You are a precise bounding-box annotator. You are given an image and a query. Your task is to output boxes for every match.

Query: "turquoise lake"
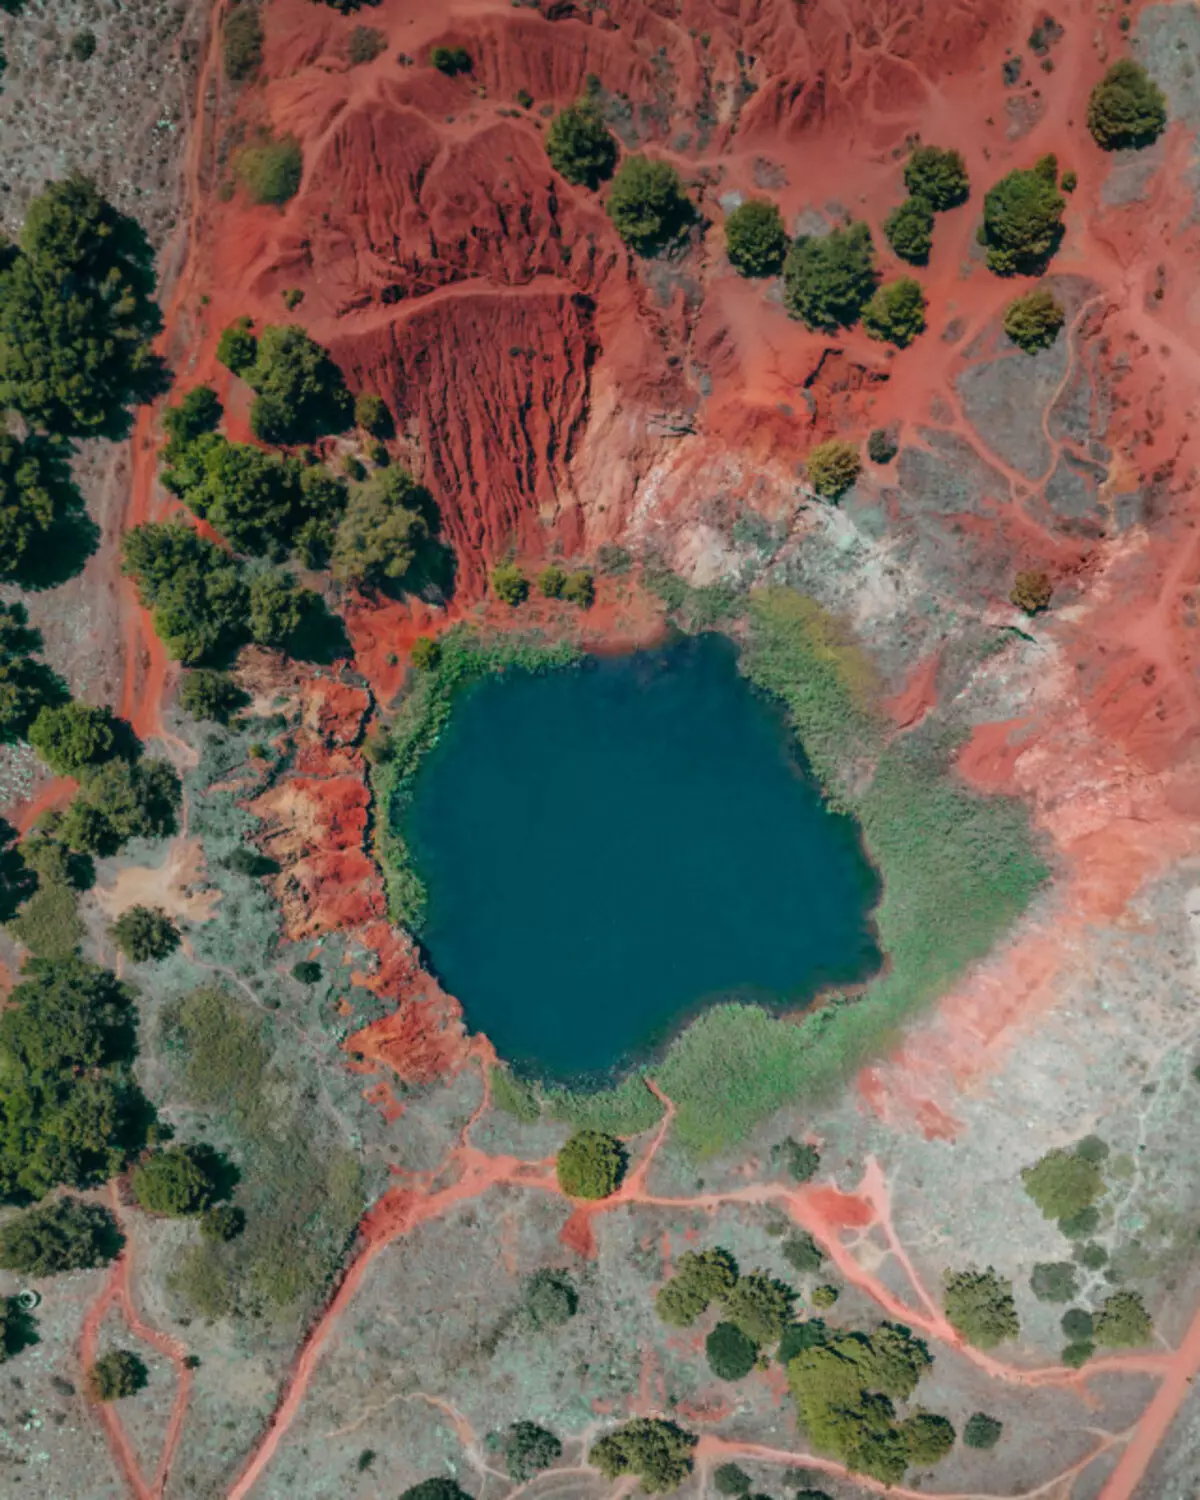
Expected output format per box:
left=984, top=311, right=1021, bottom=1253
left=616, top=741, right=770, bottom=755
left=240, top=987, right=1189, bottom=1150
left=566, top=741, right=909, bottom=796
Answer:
left=404, top=633, right=881, bottom=1082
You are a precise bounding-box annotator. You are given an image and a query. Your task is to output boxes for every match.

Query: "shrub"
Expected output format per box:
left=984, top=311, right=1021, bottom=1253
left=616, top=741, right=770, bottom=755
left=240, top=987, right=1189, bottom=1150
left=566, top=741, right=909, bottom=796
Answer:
left=590, top=1418, right=697, bottom=1491
left=1087, top=60, right=1167, bottom=150
left=962, top=1411, right=1002, bottom=1450
left=811, top=1284, right=839, bottom=1309
left=862, top=276, right=927, bottom=347
left=1021, top=1146, right=1105, bottom=1219
left=607, top=156, right=693, bottom=254
left=87, top=1350, right=146, bottom=1402
left=867, top=428, right=898, bottom=464
left=28, top=702, right=122, bottom=774
left=1094, top=1290, right=1153, bottom=1347
left=521, top=1268, right=577, bottom=1329
left=1075, top=1134, right=1110, bottom=1163
left=1075, top=1240, right=1108, bottom=1270
left=1004, top=287, right=1065, bottom=352
left=347, top=25, right=385, bottom=65
left=0, top=1197, right=123, bottom=1275
left=216, top=319, right=258, bottom=375
left=806, top=439, right=861, bottom=500
left=331, top=468, right=439, bottom=592
left=1062, top=169, right=1078, bottom=193
left=901, top=1410, right=955, bottom=1464
left=237, top=137, right=304, bottom=206
left=545, top=100, right=617, bottom=188
left=722, top=1271, right=795, bottom=1345
left=724, top=198, right=788, bottom=277
left=783, top=222, right=877, bottom=329
left=943, top=1268, right=1019, bottom=1348
left=1030, top=1261, right=1078, bottom=1303
left=883, top=196, right=934, bottom=263
left=200, top=1205, right=245, bottom=1243
left=224, top=5, right=263, bottom=81
left=70, top=29, right=97, bottom=61
left=110, top=906, right=179, bottom=963
left=713, top=1463, right=751, bottom=1494
left=655, top=1247, right=738, bottom=1326
left=539, top=564, right=567, bottom=597
left=492, top=563, right=529, bottom=606
left=774, top=1138, right=821, bottom=1182
left=246, top=324, right=352, bottom=445
left=706, top=1320, right=758, bottom=1380
left=504, top=1420, right=562, bottom=1481
left=1060, top=1206, right=1101, bottom=1239
left=6, top=879, right=84, bottom=960
left=0, top=174, right=164, bottom=437
left=131, top=1146, right=221, bottom=1217
left=1062, top=1340, right=1094, bottom=1367
left=430, top=45, right=471, bottom=75
left=1011, top=569, right=1053, bottom=615
left=410, top=636, right=441, bottom=670
left=979, top=156, right=1065, bottom=274
left=563, top=570, right=595, bottom=608
left=1061, top=1307, right=1094, bottom=1341
left=178, top=669, right=248, bottom=725
left=782, top=1231, right=824, bottom=1274
left=291, top=960, right=322, bottom=984
left=904, top=146, right=969, bottom=210
left=354, top=391, right=392, bottom=437
left=0, top=433, right=88, bottom=585
left=556, top=1129, right=625, bottom=1199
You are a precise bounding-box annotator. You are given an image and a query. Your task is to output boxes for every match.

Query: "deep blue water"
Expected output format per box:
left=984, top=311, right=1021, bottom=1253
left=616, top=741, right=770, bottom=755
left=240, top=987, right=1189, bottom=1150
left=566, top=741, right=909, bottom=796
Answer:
left=404, top=633, right=880, bottom=1082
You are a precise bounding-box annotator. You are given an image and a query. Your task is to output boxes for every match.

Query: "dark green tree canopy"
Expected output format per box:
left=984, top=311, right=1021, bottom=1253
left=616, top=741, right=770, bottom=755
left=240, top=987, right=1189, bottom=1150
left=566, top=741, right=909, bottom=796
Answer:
left=87, top=1349, right=147, bottom=1401
left=0, top=175, right=164, bottom=436
left=0, top=433, right=89, bottom=586
left=656, top=1246, right=739, bottom=1326
left=247, top=569, right=311, bottom=649
left=353, top=390, right=392, bottom=437
left=707, top=1320, right=758, bottom=1380
left=0, top=603, right=66, bottom=745
left=60, top=757, right=180, bottom=856
left=979, top=156, right=1065, bottom=275
left=0, top=1195, right=123, bottom=1274
left=163, top=385, right=222, bottom=449
left=177, top=669, right=248, bottom=725
left=521, top=1267, right=578, bottom=1330
left=546, top=99, right=618, bottom=188
left=27, top=701, right=127, bottom=775
left=883, top=196, right=934, bottom=264
left=724, top=198, right=787, bottom=277
left=590, top=1418, right=697, bottom=1492
left=122, top=522, right=249, bottom=665
left=943, top=1267, right=1019, bottom=1348
left=1087, top=60, right=1167, bottom=150
left=504, top=1420, right=563, bottom=1482
left=783, top=222, right=878, bottom=330
left=131, top=1144, right=222, bottom=1217
left=962, top=1411, right=1003, bottom=1450
left=606, top=156, right=694, bottom=255
left=245, top=324, right=352, bottom=445
left=331, top=467, right=441, bottom=592
left=110, top=905, right=179, bottom=963
left=904, top=146, right=969, bottom=210
left=216, top=319, right=257, bottom=376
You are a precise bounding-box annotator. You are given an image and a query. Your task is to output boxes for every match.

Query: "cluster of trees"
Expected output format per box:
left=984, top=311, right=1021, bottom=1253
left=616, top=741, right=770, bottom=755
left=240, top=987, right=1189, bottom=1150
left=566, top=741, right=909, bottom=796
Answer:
left=788, top=1321, right=950, bottom=1483
left=0, top=1194, right=124, bottom=1274
left=216, top=322, right=353, bottom=445
left=589, top=1418, right=697, bottom=1491
left=555, top=1129, right=626, bottom=1199
left=884, top=145, right=970, bottom=265
left=1021, top=1138, right=1108, bottom=1231
left=656, top=1245, right=797, bottom=1375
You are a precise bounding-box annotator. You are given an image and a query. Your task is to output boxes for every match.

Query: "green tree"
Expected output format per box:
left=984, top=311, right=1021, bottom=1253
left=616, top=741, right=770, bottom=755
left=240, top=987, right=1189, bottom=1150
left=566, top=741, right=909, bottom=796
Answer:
left=713, top=1464, right=751, bottom=1495
left=904, top=146, right=969, bottom=210
left=430, top=45, right=471, bottom=75
left=61, top=757, right=180, bottom=855
left=723, top=1270, right=795, bottom=1345
left=0, top=1196, right=123, bottom=1275
left=331, top=470, right=438, bottom=592
left=163, top=385, right=222, bottom=452
left=539, top=564, right=567, bottom=598
left=725, top=198, right=787, bottom=277
left=943, top=1268, right=1019, bottom=1348
left=556, top=1129, right=626, bottom=1199
left=607, top=156, right=693, bottom=255
left=862, top=276, right=927, bottom=347
left=655, top=1246, right=739, bottom=1326
left=216, top=318, right=257, bottom=375
left=1094, top=1289, right=1153, bottom=1348
left=110, top=906, right=179, bottom=963
left=199, top=1204, right=245, bottom=1242
left=521, top=1267, right=578, bottom=1330
left=1059, top=1206, right=1100, bottom=1239
left=223, top=4, right=263, bottom=81
left=0, top=174, right=164, bottom=436
left=246, top=324, right=352, bottom=445
left=1021, top=1146, right=1105, bottom=1220
left=867, top=428, right=898, bottom=464
left=962, top=1411, right=1002, bottom=1450
left=353, top=390, right=392, bottom=437
left=27, top=702, right=125, bottom=775
left=901, top=1410, right=955, bottom=1463
left=1004, top=287, right=1065, bottom=353
left=164, top=435, right=303, bottom=558
left=562, top=570, right=595, bottom=608
left=1061, top=1307, right=1094, bottom=1341
left=131, top=1145, right=221, bottom=1217
left=783, top=222, right=877, bottom=330
left=178, top=669, right=248, bottom=725
left=1062, top=1339, right=1094, bottom=1368
left=590, top=1418, right=697, bottom=1492
left=1030, top=1261, right=1078, bottom=1303
left=706, top=1320, right=758, bottom=1380
left=883, top=196, right=934, bottom=264
left=979, top=156, right=1065, bottom=275
left=248, top=569, right=311, bottom=648
left=1087, top=60, right=1167, bottom=150
left=504, top=1420, right=563, bottom=1481
left=811, top=1284, right=839, bottom=1309
left=87, top=1349, right=147, bottom=1401
left=237, top=136, right=303, bottom=206
left=409, top=635, right=441, bottom=670
left=121, top=522, right=249, bottom=664
left=782, top=1231, right=824, bottom=1274
left=546, top=99, right=617, bottom=188
left=806, top=438, right=861, bottom=500
left=492, top=562, right=529, bottom=606
left=0, top=434, right=87, bottom=584
left=774, top=1137, right=821, bottom=1182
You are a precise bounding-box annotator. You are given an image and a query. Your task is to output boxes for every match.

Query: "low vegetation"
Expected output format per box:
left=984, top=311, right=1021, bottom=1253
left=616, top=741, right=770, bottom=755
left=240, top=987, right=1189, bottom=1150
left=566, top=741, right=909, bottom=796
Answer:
left=545, top=99, right=617, bottom=188
left=1030, top=1260, right=1078, bottom=1302
left=590, top=1418, right=697, bottom=1491
left=783, top=222, right=878, bottom=330
left=979, top=155, right=1066, bottom=275
left=1087, top=60, right=1167, bottom=150
left=943, top=1267, right=1019, bottom=1347
left=555, top=1129, right=626, bottom=1199
left=606, top=156, right=693, bottom=255
left=1004, top=287, right=1065, bottom=352
left=724, top=198, right=788, bottom=277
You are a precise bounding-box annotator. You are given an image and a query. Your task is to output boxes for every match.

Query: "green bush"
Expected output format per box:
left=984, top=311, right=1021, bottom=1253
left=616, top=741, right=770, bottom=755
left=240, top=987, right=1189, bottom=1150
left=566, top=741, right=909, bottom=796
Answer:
left=706, top=1320, right=758, bottom=1380
left=200, top=1205, right=245, bottom=1242
left=607, top=156, right=693, bottom=255
left=7, top=878, right=84, bottom=960
left=1075, top=1134, right=1110, bottom=1163
left=28, top=702, right=123, bottom=775
left=562, top=569, right=595, bottom=608
left=224, top=5, right=263, bottom=81
left=178, top=669, right=248, bottom=725
left=163, top=435, right=306, bottom=558
left=398, top=1483, right=471, bottom=1500
left=1030, top=1260, right=1078, bottom=1303
left=712, top=1463, right=751, bottom=1495
left=430, top=45, right=471, bottom=75
left=1061, top=1307, right=1094, bottom=1341
left=70, top=29, right=97, bottom=61
left=0, top=174, right=164, bottom=437
left=216, top=318, right=257, bottom=375
left=60, top=756, right=180, bottom=855
left=1021, top=1146, right=1105, bottom=1220
left=87, top=1349, right=146, bottom=1402
left=354, top=390, right=392, bottom=437
left=539, top=564, right=566, bottom=597
left=724, top=198, right=787, bottom=277
left=1074, top=1240, right=1108, bottom=1270
left=883, top=196, right=934, bottom=263
left=904, top=146, right=969, bottom=210
left=943, top=1268, right=1019, bottom=1348
left=407, top=636, right=440, bottom=672
left=110, top=905, right=179, bottom=962
left=492, top=562, right=530, bottom=606
left=962, top=1411, right=1002, bottom=1450
left=332, top=468, right=440, bottom=592
left=590, top=1418, right=697, bottom=1492
left=782, top=1231, right=824, bottom=1274
left=806, top=438, right=861, bottom=500
left=237, top=137, right=304, bottom=206
left=901, top=1410, right=955, bottom=1464
left=867, top=428, right=898, bottom=464
left=862, top=276, right=926, bottom=347
left=811, top=1284, right=839, bottom=1309
left=776, top=1317, right=829, bottom=1364
left=723, top=1270, right=795, bottom=1345
left=774, top=1137, right=820, bottom=1182
left=0, top=1196, right=123, bottom=1274
left=979, top=156, right=1065, bottom=275
left=504, top=1420, right=562, bottom=1481
left=1087, top=60, right=1167, bottom=150
left=1004, top=287, right=1065, bottom=352
left=131, top=1146, right=221, bottom=1217
left=1094, top=1289, right=1153, bottom=1347
left=1062, top=1339, right=1095, bottom=1368
left=556, top=1129, right=625, bottom=1199
left=0, top=434, right=88, bottom=585
left=1059, top=1206, right=1101, bottom=1239
left=521, top=1267, right=577, bottom=1329
left=347, top=24, right=385, bottom=65
left=783, top=222, right=877, bottom=330
left=248, top=569, right=311, bottom=648
left=545, top=100, right=617, bottom=188
left=0, top=605, right=67, bottom=745
left=245, top=324, right=351, bottom=445
left=655, top=1246, right=738, bottom=1325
